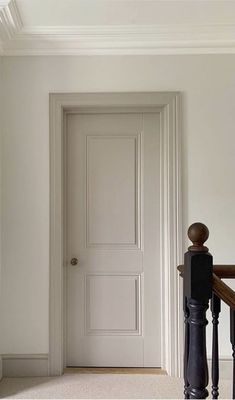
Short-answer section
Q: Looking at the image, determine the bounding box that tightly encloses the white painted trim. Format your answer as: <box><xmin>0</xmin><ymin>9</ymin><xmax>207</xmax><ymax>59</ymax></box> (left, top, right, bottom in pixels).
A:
<box><xmin>49</xmin><ymin>92</ymin><xmax>182</xmax><ymax>377</ymax></box>
<box><xmin>0</xmin><ymin>1</ymin><xmax>10</xmax><ymax>8</ymax></box>
<box><xmin>4</xmin><ymin>47</ymin><xmax>235</xmax><ymax>56</ymax></box>
<box><xmin>159</xmin><ymin>94</ymin><xmax>183</xmax><ymax>377</ymax></box>
<box><xmin>2</xmin><ymin>353</ymin><xmax>48</xmax><ymax>359</ymax></box>
<box><xmin>0</xmin><ymin>0</ymin><xmax>22</xmax><ymax>41</ymax></box>
<box><xmin>0</xmin><ymin>1</ymin><xmax>235</xmax><ymax>55</ymax></box>
<box><xmin>4</xmin><ymin>23</ymin><xmax>235</xmax><ymax>55</ymax></box>
<box><xmin>2</xmin><ymin>354</ymin><xmax>49</xmax><ymax>377</ymax></box>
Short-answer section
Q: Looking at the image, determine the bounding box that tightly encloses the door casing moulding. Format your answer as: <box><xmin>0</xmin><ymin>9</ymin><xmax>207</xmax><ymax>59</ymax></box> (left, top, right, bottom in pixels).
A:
<box><xmin>49</xmin><ymin>92</ymin><xmax>183</xmax><ymax>377</ymax></box>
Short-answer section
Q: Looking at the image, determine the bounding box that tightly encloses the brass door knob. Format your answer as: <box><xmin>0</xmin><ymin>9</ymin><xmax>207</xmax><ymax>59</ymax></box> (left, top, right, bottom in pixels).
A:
<box><xmin>70</xmin><ymin>258</ymin><xmax>78</xmax><ymax>266</ymax></box>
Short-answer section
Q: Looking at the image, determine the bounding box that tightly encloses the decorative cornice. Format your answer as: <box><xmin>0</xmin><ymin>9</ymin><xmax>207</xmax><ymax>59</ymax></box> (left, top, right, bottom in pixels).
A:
<box><xmin>0</xmin><ymin>0</ymin><xmax>22</xmax><ymax>52</ymax></box>
<box><xmin>21</xmin><ymin>23</ymin><xmax>235</xmax><ymax>37</ymax></box>
<box><xmin>1</xmin><ymin>1</ymin><xmax>235</xmax><ymax>55</ymax></box>
<box><xmin>0</xmin><ymin>1</ymin><xmax>11</xmax><ymax>8</ymax></box>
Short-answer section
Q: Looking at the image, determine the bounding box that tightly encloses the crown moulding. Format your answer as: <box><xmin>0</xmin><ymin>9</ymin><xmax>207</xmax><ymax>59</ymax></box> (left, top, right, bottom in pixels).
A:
<box><xmin>0</xmin><ymin>0</ymin><xmax>22</xmax><ymax>42</ymax></box>
<box><xmin>0</xmin><ymin>1</ymin><xmax>11</xmax><ymax>7</ymax></box>
<box><xmin>1</xmin><ymin>0</ymin><xmax>235</xmax><ymax>55</ymax></box>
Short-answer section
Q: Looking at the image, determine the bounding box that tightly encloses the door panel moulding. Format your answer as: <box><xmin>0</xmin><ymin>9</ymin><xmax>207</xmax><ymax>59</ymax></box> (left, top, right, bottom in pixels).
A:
<box><xmin>49</xmin><ymin>92</ymin><xmax>183</xmax><ymax>377</ymax></box>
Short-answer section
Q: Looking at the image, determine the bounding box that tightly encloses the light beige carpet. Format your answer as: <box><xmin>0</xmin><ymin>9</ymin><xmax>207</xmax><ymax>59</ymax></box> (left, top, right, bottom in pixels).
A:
<box><xmin>0</xmin><ymin>374</ymin><xmax>232</xmax><ymax>399</ymax></box>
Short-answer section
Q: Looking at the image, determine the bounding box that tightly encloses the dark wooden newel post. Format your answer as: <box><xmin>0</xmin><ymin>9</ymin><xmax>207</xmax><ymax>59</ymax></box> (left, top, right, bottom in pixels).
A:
<box><xmin>184</xmin><ymin>223</ymin><xmax>213</xmax><ymax>399</ymax></box>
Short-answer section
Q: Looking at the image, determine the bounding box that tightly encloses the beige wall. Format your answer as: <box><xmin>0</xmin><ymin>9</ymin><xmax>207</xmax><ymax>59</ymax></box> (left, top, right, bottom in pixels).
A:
<box><xmin>1</xmin><ymin>55</ymin><xmax>235</xmax><ymax>357</ymax></box>
<box><xmin>0</xmin><ymin>57</ymin><xmax>2</xmax><ymax>377</ymax></box>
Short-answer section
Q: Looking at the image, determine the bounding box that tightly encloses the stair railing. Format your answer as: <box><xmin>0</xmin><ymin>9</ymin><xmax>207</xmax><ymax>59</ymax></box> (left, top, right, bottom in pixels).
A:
<box><xmin>178</xmin><ymin>222</ymin><xmax>235</xmax><ymax>399</ymax></box>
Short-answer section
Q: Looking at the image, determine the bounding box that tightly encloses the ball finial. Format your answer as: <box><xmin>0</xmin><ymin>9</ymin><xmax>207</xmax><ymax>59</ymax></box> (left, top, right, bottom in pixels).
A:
<box><xmin>188</xmin><ymin>222</ymin><xmax>209</xmax><ymax>252</ymax></box>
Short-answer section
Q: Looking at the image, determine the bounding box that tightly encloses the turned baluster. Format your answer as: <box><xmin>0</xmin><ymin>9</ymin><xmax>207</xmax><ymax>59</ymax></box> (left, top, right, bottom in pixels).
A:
<box><xmin>230</xmin><ymin>309</ymin><xmax>235</xmax><ymax>399</ymax></box>
<box><xmin>184</xmin><ymin>223</ymin><xmax>213</xmax><ymax>399</ymax></box>
<box><xmin>211</xmin><ymin>293</ymin><xmax>221</xmax><ymax>399</ymax></box>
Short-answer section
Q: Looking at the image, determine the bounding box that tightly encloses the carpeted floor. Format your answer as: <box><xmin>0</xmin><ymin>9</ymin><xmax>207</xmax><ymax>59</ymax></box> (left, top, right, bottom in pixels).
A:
<box><xmin>0</xmin><ymin>373</ymin><xmax>232</xmax><ymax>399</ymax></box>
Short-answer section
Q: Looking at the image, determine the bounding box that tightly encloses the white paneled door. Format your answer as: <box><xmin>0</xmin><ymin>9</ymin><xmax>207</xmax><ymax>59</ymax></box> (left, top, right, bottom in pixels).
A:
<box><xmin>66</xmin><ymin>111</ymin><xmax>161</xmax><ymax>367</ymax></box>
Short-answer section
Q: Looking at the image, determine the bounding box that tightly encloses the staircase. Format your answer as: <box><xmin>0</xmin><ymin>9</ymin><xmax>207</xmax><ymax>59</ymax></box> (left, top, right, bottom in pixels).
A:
<box><xmin>178</xmin><ymin>222</ymin><xmax>235</xmax><ymax>399</ymax></box>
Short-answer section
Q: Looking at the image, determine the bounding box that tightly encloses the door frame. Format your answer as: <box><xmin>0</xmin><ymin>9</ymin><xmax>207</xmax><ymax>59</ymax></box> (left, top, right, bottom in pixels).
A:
<box><xmin>49</xmin><ymin>92</ymin><xmax>183</xmax><ymax>377</ymax></box>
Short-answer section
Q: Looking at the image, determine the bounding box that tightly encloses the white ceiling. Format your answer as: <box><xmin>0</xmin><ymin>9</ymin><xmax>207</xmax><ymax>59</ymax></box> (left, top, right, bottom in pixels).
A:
<box><xmin>1</xmin><ymin>0</ymin><xmax>235</xmax><ymax>55</ymax></box>
<box><xmin>16</xmin><ymin>0</ymin><xmax>235</xmax><ymax>27</ymax></box>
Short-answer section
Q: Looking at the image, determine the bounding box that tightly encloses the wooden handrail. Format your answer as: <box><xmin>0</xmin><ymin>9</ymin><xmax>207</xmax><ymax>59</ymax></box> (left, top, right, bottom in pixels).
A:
<box><xmin>177</xmin><ymin>264</ymin><xmax>183</xmax><ymax>276</ymax></box>
<box><xmin>213</xmin><ymin>265</ymin><xmax>235</xmax><ymax>279</ymax></box>
<box><xmin>213</xmin><ymin>273</ymin><xmax>235</xmax><ymax>310</ymax></box>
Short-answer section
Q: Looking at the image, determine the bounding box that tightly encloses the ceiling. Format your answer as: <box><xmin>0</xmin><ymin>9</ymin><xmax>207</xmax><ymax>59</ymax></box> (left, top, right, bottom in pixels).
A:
<box><xmin>0</xmin><ymin>0</ymin><xmax>235</xmax><ymax>55</ymax></box>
